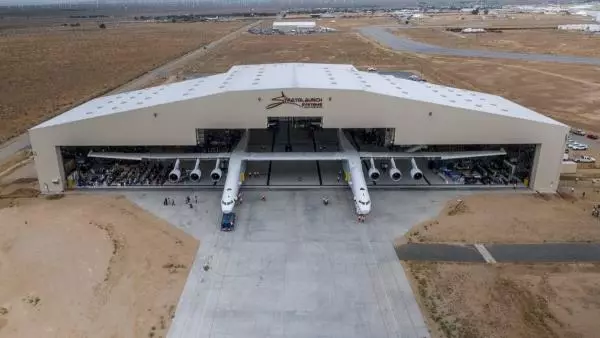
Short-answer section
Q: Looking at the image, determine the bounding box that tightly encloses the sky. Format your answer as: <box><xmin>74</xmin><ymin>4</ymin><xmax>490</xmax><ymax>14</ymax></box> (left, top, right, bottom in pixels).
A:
<box><xmin>0</xmin><ymin>0</ymin><xmax>563</xmax><ymax>8</ymax></box>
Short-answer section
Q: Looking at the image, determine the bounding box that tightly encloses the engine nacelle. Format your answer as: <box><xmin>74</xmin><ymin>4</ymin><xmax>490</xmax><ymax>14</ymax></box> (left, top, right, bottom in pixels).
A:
<box><xmin>389</xmin><ymin>168</ymin><xmax>402</xmax><ymax>181</ymax></box>
<box><xmin>211</xmin><ymin>168</ymin><xmax>222</xmax><ymax>182</ymax></box>
<box><xmin>410</xmin><ymin>158</ymin><xmax>423</xmax><ymax>180</ymax></box>
<box><xmin>368</xmin><ymin>158</ymin><xmax>380</xmax><ymax>181</ymax></box>
<box><xmin>211</xmin><ymin>159</ymin><xmax>222</xmax><ymax>182</ymax></box>
<box><xmin>389</xmin><ymin>158</ymin><xmax>402</xmax><ymax>181</ymax></box>
<box><xmin>190</xmin><ymin>159</ymin><xmax>201</xmax><ymax>182</ymax></box>
<box><xmin>168</xmin><ymin>159</ymin><xmax>181</xmax><ymax>183</ymax></box>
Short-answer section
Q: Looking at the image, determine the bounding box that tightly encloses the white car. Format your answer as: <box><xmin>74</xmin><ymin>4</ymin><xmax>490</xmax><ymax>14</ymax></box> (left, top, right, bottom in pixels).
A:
<box><xmin>575</xmin><ymin>156</ymin><xmax>596</xmax><ymax>163</ymax></box>
<box><xmin>367</xmin><ymin>67</ymin><xmax>378</xmax><ymax>72</ymax></box>
<box><xmin>408</xmin><ymin>74</ymin><xmax>426</xmax><ymax>82</ymax></box>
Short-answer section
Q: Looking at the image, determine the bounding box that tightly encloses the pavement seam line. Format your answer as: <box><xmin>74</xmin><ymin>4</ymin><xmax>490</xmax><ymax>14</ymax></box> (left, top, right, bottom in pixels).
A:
<box><xmin>474</xmin><ymin>243</ymin><xmax>497</xmax><ymax>264</ymax></box>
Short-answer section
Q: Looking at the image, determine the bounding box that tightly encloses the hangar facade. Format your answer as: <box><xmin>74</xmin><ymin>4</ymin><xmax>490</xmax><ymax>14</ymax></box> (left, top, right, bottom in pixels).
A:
<box><xmin>272</xmin><ymin>21</ymin><xmax>316</xmax><ymax>32</ymax></box>
<box><xmin>29</xmin><ymin>63</ymin><xmax>568</xmax><ymax>196</ymax></box>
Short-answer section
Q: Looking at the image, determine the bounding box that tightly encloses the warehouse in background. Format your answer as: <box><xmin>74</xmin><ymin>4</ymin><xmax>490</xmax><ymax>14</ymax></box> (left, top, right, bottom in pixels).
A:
<box><xmin>272</xmin><ymin>21</ymin><xmax>316</xmax><ymax>33</ymax></box>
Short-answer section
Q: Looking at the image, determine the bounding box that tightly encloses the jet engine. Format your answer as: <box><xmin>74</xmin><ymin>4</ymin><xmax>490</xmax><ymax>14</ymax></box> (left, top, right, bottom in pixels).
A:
<box><xmin>368</xmin><ymin>158</ymin><xmax>381</xmax><ymax>181</ymax></box>
<box><xmin>410</xmin><ymin>158</ymin><xmax>423</xmax><ymax>180</ymax></box>
<box><xmin>190</xmin><ymin>159</ymin><xmax>202</xmax><ymax>182</ymax></box>
<box><xmin>389</xmin><ymin>158</ymin><xmax>403</xmax><ymax>182</ymax></box>
<box><xmin>210</xmin><ymin>159</ymin><xmax>223</xmax><ymax>182</ymax></box>
<box><xmin>168</xmin><ymin>159</ymin><xmax>181</xmax><ymax>183</ymax></box>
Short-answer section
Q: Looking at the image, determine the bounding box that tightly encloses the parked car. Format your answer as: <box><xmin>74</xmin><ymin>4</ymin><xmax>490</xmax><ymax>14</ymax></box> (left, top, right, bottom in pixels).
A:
<box><xmin>587</xmin><ymin>134</ymin><xmax>599</xmax><ymax>140</ymax></box>
<box><xmin>571</xmin><ymin>128</ymin><xmax>586</xmax><ymax>136</ymax></box>
<box><xmin>568</xmin><ymin>142</ymin><xmax>589</xmax><ymax>150</ymax></box>
<box><xmin>367</xmin><ymin>67</ymin><xmax>378</xmax><ymax>72</ymax></box>
<box><xmin>575</xmin><ymin>156</ymin><xmax>596</xmax><ymax>163</ymax></box>
<box><xmin>408</xmin><ymin>74</ymin><xmax>426</xmax><ymax>82</ymax></box>
<box><xmin>220</xmin><ymin>212</ymin><xmax>236</xmax><ymax>232</ymax></box>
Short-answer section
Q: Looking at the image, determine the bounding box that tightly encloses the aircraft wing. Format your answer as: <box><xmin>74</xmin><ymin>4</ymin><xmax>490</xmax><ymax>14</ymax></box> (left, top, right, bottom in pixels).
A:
<box><xmin>359</xmin><ymin>149</ymin><xmax>506</xmax><ymax>160</ymax></box>
<box><xmin>88</xmin><ymin>149</ymin><xmax>506</xmax><ymax>162</ymax></box>
<box><xmin>87</xmin><ymin>151</ymin><xmax>231</xmax><ymax>161</ymax></box>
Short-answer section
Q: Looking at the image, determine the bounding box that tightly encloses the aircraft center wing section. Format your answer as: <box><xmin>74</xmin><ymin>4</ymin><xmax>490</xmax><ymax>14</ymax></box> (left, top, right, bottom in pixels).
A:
<box><xmin>87</xmin><ymin>151</ymin><xmax>232</xmax><ymax>161</ymax></box>
<box><xmin>359</xmin><ymin>149</ymin><xmax>506</xmax><ymax>160</ymax></box>
<box><xmin>242</xmin><ymin>152</ymin><xmax>349</xmax><ymax>161</ymax></box>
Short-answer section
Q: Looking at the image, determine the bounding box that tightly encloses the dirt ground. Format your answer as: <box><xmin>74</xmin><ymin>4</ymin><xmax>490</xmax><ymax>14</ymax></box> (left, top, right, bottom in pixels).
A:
<box><xmin>183</xmin><ymin>29</ymin><xmax>411</xmax><ymax>75</ymax></box>
<box><xmin>395</xmin><ymin>28</ymin><xmax>600</xmax><ymax>58</ymax></box>
<box><xmin>404</xmin><ymin>192</ymin><xmax>600</xmax><ymax>244</ymax></box>
<box><xmin>0</xmin><ymin>20</ymin><xmax>244</xmax><ymax>144</ymax></box>
<box><xmin>0</xmin><ymin>194</ymin><xmax>198</xmax><ymax>338</ymax></box>
<box><xmin>404</xmin><ymin>261</ymin><xmax>600</xmax><ymax>338</ymax></box>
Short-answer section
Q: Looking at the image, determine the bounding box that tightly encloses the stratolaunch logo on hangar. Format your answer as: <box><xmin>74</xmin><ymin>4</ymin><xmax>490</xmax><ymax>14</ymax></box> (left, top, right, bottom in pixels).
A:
<box><xmin>266</xmin><ymin>91</ymin><xmax>323</xmax><ymax>109</ymax></box>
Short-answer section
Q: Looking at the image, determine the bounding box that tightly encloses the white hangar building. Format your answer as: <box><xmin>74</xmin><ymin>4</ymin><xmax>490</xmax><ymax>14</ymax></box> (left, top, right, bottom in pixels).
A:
<box><xmin>272</xmin><ymin>21</ymin><xmax>316</xmax><ymax>32</ymax></box>
<box><xmin>29</xmin><ymin>63</ymin><xmax>568</xmax><ymax>204</ymax></box>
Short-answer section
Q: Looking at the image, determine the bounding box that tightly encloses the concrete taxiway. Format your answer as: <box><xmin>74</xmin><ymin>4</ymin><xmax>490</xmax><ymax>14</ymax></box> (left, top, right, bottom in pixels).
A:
<box><xmin>125</xmin><ymin>189</ymin><xmax>463</xmax><ymax>338</ymax></box>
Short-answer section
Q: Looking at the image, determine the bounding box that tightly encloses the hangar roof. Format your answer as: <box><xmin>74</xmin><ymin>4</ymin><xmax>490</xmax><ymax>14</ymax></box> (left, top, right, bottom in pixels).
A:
<box><xmin>33</xmin><ymin>63</ymin><xmax>565</xmax><ymax>129</ymax></box>
<box><xmin>272</xmin><ymin>21</ymin><xmax>316</xmax><ymax>27</ymax></box>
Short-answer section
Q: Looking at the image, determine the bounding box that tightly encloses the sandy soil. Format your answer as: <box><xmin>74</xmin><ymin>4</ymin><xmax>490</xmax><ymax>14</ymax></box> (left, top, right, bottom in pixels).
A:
<box><xmin>183</xmin><ymin>30</ymin><xmax>413</xmax><ymax>75</ymax></box>
<box><xmin>395</xmin><ymin>28</ymin><xmax>600</xmax><ymax>58</ymax></box>
<box><xmin>0</xmin><ymin>20</ymin><xmax>244</xmax><ymax>144</ymax></box>
<box><xmin>404</xmin><ymin>192</ymin><xmax>600</xmax><ymax>244</ymax></box>
<box><xmin>323</xmin><ymin>16</ymin><xmax>396</xmax><ymax>29</ymax></box>
<box><xmin>0</xmin><ymin>194</ymin><xmax>198</xmax><ymax>338</ymax></box>
<box><xmin>404</xmin><ymin>261</ymin><xmax>600</xmax><ymax>338</ymax></box>
<box><xmin>0</xmin><ymin>150</ymin><xmax>31</xmax><ymax>178</ymax></box>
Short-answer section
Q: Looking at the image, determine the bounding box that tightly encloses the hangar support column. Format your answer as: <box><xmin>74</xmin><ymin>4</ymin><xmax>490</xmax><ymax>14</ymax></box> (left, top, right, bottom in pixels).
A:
<box><xmin>530</xmin><ymin>138</ymin><xmax>566</xmax><ymax>193</ymax></box>
<box><xmin>30</xmin><ymin>142</ymin><xmax>65</xmax><ymax>194</ymax></box>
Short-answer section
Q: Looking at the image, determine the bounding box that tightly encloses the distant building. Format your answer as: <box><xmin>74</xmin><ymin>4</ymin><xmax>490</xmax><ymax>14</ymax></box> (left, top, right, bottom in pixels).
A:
<box><xmin>309</xmin><ymin>13</ymin><xmax>335</xmax><ymax>19</ymax></box>
<box><xmin>461</xmin><ymin>28</ymin><xmax>486</xmax><ymax>33</ymax></box>
<box><xmin>558</xmin><ymin>24</ymin><xmax>600</xmax><ymax>32</ymax></box>
<box><xmin>272</xmin><ymin>21</ymin><xmax>316</xmax><ymax>33</ymax></box>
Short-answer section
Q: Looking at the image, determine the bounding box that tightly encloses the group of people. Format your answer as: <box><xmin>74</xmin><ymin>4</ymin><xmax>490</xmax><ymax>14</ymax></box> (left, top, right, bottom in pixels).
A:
<box><xmin>163</xmin><ymin>195</ymin><xmax>199</xmax><ymax>209</ymax></box>
<box><xmin>160</xmin><ymin>193</ymin><xmax>370</xmax><ymax>221</ymax></box>
<box><xmin>247</xmin><ymin>172</ymin><xmax>263</xmax><ymax>179</ymax></box>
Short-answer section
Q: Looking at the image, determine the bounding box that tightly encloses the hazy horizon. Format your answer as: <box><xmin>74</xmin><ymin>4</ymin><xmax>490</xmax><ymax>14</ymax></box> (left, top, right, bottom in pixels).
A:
<box><xmin>0</xmin><ymin>0</ymin><xmax>566</xmax><ymax>7</ymax></box>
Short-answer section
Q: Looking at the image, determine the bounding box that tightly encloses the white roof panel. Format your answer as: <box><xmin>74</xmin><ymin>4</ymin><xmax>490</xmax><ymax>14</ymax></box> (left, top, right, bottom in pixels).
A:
<box><xmin>273</xmin><ymin>21</ymin><xmax>316</xmax><ymax>27</ymax></box>
<box><xmin>33</xmin><ymin>63</ymin><xmax>564</xmax><ymax>129</ymax></box>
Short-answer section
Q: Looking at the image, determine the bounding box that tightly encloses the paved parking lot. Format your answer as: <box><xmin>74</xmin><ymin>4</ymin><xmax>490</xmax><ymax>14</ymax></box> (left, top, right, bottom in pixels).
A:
<box><xmin>126</xmin><ymin>189</ymin><xmax>461</xmax><ymax>338</ymax></box>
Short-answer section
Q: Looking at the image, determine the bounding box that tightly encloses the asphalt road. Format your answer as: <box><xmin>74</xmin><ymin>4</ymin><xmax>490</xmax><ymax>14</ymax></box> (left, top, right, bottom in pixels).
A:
<box><xmin>395</xmin><ymin>243</ymin><xmax>485</xmax><ymax>262</ymax></box>
<box><xmin>396</xmin><ymin>243</ymin><xmax>600</xmax><ymax>263</ymax></box>
<box><xmin>0</xmin><ymin>134</ymin><xmax>30</xmax><ymax>164</ymax></box>
<box><xmin>487</xmin><ymin>243</ymin><xmax>600</xmax><ymax>263</ymax></box>
<box><xmin>360</xmin><ymin>26</ymin><xmax>600</xmax><ymax>66</ymax></box>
